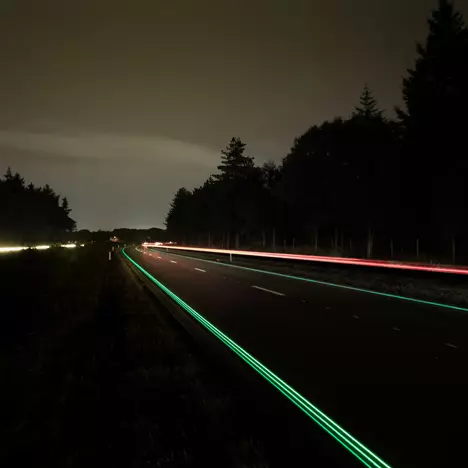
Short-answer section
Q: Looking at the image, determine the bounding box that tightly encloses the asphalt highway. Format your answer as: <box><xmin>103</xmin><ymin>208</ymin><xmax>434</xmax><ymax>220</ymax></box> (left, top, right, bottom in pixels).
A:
<box><xmin>128</xmin><ymin>246</ymin><xmax>468</xmax><ymax>467</ymax></box>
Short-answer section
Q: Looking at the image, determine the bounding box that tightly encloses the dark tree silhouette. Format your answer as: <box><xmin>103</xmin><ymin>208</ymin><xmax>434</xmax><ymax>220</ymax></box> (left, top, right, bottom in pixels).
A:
<box><xmin>399</xmin><ymin>0</ymin><xmax>468</xmax><ymax>259</ymax></box>
<box><xmin>163</xmin><ymin>1</ymin><xmax>468</xmax><ymax>263</ymax></box>
<box><xmin>165</xmin><ymin>187</ymin><xmax>194</xmax><ymax>243</ymax></box>
<box><xmin>348</xmin><ymin>86</ymin><xmax>401</xmax><ymax>257</ymax></box>
<box><xmin>258</xmin><ymin>161</ymin><xmax>281</xmax><ymax>249</ymax></box>
<box><xmin>0</xmin><ymin>168</ymin><xmax>76</xmax><ymax>243</ymax></box>
<box><xmin>353</xmin><ymin>84</ymin><xmax>383</xmax><ymax>120</ymax></box>
<box><xmin>212</xmin><ymin>137</ymin><xmax>259</xmax><ymax>248</ymax></box>
<box><xmin>214</xmin><ymin>137</ymin><xmax>254</xmax><ymax>181</ymax></box>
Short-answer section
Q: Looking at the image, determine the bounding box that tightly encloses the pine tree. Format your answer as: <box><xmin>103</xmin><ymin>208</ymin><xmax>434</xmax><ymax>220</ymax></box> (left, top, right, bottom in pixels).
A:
<box><xmin>353</xmin><ymin>84</ymin><xmax>383</xmax><ymax>120</ymax></box>
<box><xmin>165</xmin><ymin>188</ymin><xmax>194</xmax><ymax>242</ymax></box>
<box><xmin>349</xmin><ymin>86</ymin><xmax>398</xmax><ymax>257</ymax></box>
<box><xmin>61</xmin><ymin>197</ymin><xmax>71</xmax><ymax>215</ymax></box>
<box><xmin>399</xmin><ymin>0</ymin><xmax>468</xmax><ymax>250</ymax></box>
<box><xmin>0</xmin><ymin>170</ymin><xmax>75</xmax><ymax>242</ymax></box>
<box><xmin>214</xmin><ymin>137</ymin><xmax>254</xmax><ymax>181</ymax></box>
<box><xmin>400</xmin><ymin>0</ymin><xmax>468</xmax><ymax>135</ymax></box>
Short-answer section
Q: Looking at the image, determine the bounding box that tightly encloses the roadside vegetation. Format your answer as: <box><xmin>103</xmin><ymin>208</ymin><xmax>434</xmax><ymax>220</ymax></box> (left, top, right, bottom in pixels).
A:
<box><xmin>165</xmin><ymin>1</ymin><xmax>468</xmax><ymax>264</ymax></box>
<box><xmin>1</xmin><ymin>245</ymin><xmax>313</xmax><ymax>468</ymax></box>
<box><xmin>0</xmin><ymin>169</ymin><xmax>75</xmax><ymax>245</ymax></box>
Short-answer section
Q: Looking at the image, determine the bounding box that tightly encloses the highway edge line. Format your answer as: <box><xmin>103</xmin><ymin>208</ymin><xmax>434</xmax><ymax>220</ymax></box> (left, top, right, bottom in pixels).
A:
<box><xmin>148</xmin><ymin>247</ymin><xmax>468</xmax><ymax>314</ymax></box>
<box><xmin>123</xmin><ymin>247</ymin><xmax>392</xmax><ymax>468</ymax></box>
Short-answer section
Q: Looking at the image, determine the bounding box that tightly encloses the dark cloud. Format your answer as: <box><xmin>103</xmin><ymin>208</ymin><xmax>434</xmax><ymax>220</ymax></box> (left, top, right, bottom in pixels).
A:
<box><xmin>1</xmin><ymin>0</ymin><xmax>467</xmax><ymax>229</ymax></box>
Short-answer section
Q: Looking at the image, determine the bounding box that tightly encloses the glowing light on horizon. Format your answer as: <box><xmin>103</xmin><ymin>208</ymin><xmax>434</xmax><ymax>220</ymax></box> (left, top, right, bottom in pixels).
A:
<box><xmin>123</xmin><ymin>247</ymin><xmax>392</xmax><ymax>468</ymax></box>
<box><xmin>0</xmin><ymin>246</ymin><xmax>27</xmax><ymax>253</ymax></box>
<box><xmin>0</xmin><ymin>244</ymin><xmax>79</xmax><ymax>253</ymax></box>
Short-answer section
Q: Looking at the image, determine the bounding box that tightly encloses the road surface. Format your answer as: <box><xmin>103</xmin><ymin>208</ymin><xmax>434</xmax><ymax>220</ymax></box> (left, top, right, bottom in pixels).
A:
<box><xmin>127</xmin><ymin>246</ymin><xmax>468</xmax><ymax>467</ymax></box>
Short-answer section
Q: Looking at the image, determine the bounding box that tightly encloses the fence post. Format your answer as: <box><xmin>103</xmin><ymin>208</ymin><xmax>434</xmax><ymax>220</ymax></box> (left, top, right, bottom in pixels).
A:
<box><xmin>452</xmin><ymin>236</ymin><xmax>456</xmax><ymax>264</ymax></box>
<box><xmin>229</xmin><ymin>252</ymin><xmax>232</xmax><ymax>263</ymax></box>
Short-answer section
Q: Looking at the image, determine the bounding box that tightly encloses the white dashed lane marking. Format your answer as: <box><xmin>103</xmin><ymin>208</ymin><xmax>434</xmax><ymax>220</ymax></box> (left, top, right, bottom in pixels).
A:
<box><xmin>445</xmin><ymin>343</ymin><xmax>458</xmax><ymax>349</ymax></box>
<box><xmin>194</xmin><ymin>268</ymin><xmax>206</xmax><ymax>273</ymax></box>
<box><xmin>170</xmin><ymin>260</ymin><xmax>177</xmax><ymax>264</ymax></box>
<box><xmin>251</xmin><ymin>285</ymin><xmax>285</xmax><ymax>297</ymax></box>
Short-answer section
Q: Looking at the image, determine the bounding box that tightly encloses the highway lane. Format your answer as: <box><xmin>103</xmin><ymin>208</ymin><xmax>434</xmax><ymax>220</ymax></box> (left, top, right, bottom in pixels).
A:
<box><xmin>129</xmin><ymin>246</ymin><xmax>468</xmax><ymax>467</ymax></box>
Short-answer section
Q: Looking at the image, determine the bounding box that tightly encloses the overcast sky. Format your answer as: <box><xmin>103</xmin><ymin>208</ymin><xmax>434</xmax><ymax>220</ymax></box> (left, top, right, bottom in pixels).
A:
<box><xmin>1</xmin><ymin>0</ymin><xmax>467</xmax><ymax>230</ymax></box>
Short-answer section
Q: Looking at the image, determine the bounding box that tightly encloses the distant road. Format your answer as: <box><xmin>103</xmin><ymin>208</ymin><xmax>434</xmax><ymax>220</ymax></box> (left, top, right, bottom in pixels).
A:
<box><xmin>128</xmin><ymin>246</ymin><xmax>468</xmax><ymax>468</ymax></box>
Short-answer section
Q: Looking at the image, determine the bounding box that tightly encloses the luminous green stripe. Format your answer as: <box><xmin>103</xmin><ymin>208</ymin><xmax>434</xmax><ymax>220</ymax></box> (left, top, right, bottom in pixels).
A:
<box><xmin>123</xmin><ymin>248</ymin><xmax>392</xmax><ymax>468</ymax></box>
<box><xmin>149</xmin><ymin>247</ymin><xmax>468</xmax><ymax>313</ymax></box>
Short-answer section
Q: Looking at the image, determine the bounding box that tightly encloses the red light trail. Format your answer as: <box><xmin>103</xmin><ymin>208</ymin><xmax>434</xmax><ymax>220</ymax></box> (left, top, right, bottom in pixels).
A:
<box><xmin>142</xmin><ymin>243</ymin><xmax>468</xmax><ymax>276</ymax></box>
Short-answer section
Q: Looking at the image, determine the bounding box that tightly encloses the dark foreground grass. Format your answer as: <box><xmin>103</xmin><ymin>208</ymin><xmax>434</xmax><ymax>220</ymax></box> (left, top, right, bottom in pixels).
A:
<box><xmin>1</xmin><ymin>246</ymin><xmax>275</xmax><ymax>467</ymax></box>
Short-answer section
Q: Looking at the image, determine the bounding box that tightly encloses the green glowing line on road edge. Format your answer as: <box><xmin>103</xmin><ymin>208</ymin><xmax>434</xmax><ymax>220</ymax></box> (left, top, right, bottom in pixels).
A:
<box><xmin>149</xmin><ymin>248</ymin><xmax>468</xmax><ymax>313</ymax></box>
<box><xmin>123</xmin><ymin>248</ymin><xmax>391</xmax><ymax>468</ymax></box>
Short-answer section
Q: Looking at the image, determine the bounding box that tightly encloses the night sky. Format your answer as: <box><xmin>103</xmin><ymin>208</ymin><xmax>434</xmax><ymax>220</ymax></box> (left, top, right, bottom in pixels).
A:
<box><xmin>1</xmin><ymin>1</ymin><xmax>467</xmax><ymax>230</ymax></box>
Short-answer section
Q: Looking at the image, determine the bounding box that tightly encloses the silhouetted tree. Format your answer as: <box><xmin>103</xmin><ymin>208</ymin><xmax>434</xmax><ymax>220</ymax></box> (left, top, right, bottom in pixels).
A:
<box><xmin>353</xmin><ymin>84</ymin><xmax>383</xmax><ymax>120</ymax></box>
<box><xmin>212</xmin><ymin>137</ymin><xmax>259</xmax><ymax>248</ymax></box>
<box><xmin>348</xmin><ymin>86</ymin><xmax>401</xmax><ymax>257</ymax></box>
<box><xmin>258</xmin><ymin>161</ymin><xmax>281</xmax><ymax>249</ymax></box>
<box><xmin>214</xmin><ymin>137</ymin><xmax>254</xmax><ymax>181</ymax></box>
<box><xmin>161</xmin><ymin>1</ymin><xmax>468</xmax><ymax>263</ymax></box>
<box><xmin>165</xmin><ymin>187</ymin><xmax>194</xmax><ymax>243</ymax></box>
<box><xmin>399</xmin><ymin>0</ymin><xmax>468</xmax><ymax>256</ymax></box>
<box><xmin>0</xmin><ymin>168</ymin><xmax>76</xmax><ymax>243</ymax></box>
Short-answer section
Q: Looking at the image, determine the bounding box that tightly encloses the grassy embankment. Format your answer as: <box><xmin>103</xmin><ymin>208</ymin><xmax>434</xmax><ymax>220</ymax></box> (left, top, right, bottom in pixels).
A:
<box><xmin>0</xmin><ymin>246</ymin><xmax>275</xmax><ymax>468</ymax></box>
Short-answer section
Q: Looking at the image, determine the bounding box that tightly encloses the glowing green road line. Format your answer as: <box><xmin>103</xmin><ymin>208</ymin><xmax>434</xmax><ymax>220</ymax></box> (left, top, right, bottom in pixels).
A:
<box><xmin>148</xmin><ymin>248</ymin><xmax>468</xmax><ymax>313</ymax></box>
<box><xmin>123</xmin><ymin>248</ymin><xmax>392</xmax><ymax>468</ymax></box>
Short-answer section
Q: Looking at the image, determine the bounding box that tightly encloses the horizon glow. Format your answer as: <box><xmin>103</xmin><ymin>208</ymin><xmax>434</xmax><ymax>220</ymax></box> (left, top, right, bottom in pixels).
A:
<box><xmin>0</xmin><ymin>244</ymin><xmax>80</xmax><ymax>253</ymax></box>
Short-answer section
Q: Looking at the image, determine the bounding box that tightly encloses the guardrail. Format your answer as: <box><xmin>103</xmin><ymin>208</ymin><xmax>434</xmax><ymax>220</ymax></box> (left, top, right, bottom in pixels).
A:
<box><xmin>142</xmin><ymin>243</ymin><xmax>468</xmax><ymax>276</ymax></box>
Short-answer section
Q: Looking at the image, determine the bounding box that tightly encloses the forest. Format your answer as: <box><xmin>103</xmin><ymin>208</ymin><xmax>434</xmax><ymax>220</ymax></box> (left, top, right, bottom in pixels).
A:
<box><xmin>165</xmin><ymin>1</ymin><xmax>468</xmax><ymax>262</ymax></box>
<box><xmin>0</xmin><ymin>168</ymin><xmax>75</xmax><ymax>244</ymax></box>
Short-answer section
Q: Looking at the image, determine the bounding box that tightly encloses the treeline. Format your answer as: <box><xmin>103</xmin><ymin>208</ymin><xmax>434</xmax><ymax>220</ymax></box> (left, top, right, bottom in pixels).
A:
<box><xmin>0</xmin><ymin>168</ymin><xmax>75</xmax><ymax>244</ymax></box>
<box><xmin>74</xmin><ymin>227</ymin><xmax>167</xmax><ymax>243</ymax></box>
<box><xmin>166</xmin><ymin>0</ymin><xmax>468</xmax><ymax>262</ymax></box>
